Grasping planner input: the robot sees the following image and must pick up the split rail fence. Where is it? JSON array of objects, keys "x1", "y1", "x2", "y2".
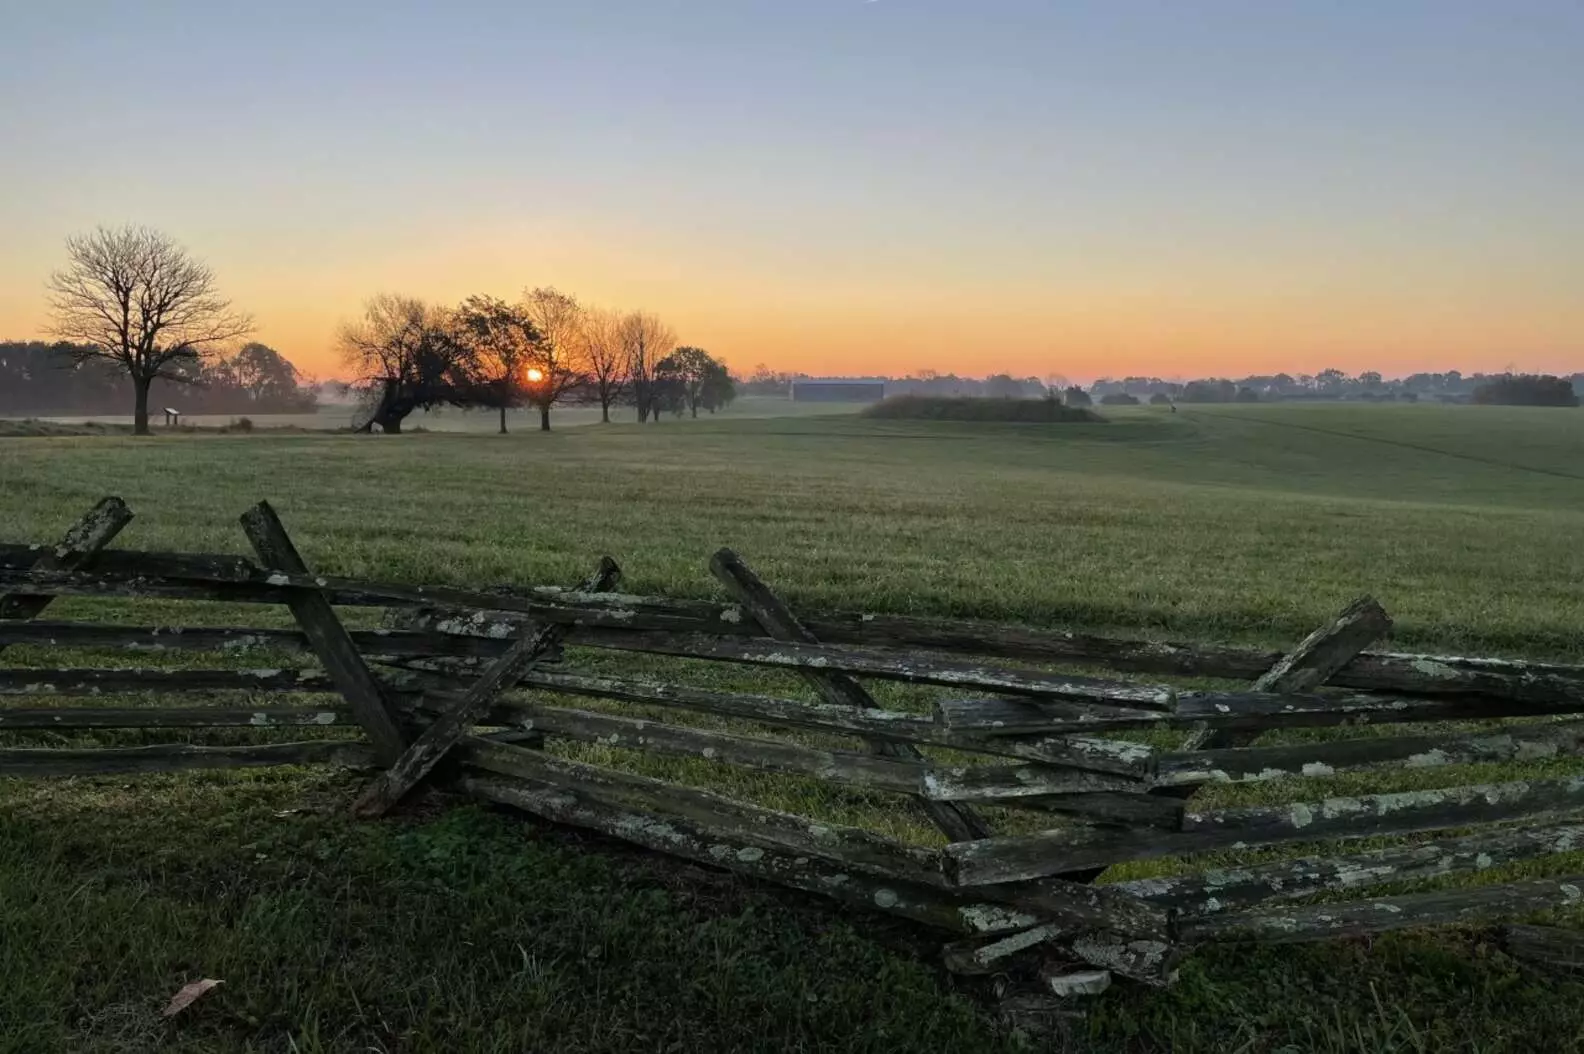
[{"x1": 5, "y1": 497, "x2": 1584, "y2": 999}]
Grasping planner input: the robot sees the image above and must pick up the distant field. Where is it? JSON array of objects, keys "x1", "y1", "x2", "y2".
[
  {"x1": 4, "y1": 401, "x2": 1584, "y2": 1052},
  {"x1": 3, "y1": 394, "x2": 859, "y2": 434}
]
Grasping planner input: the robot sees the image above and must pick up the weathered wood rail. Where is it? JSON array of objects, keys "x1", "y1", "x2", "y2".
[{"x1": 5, "y1": 498, "x2": 1584, "y2": 1005}]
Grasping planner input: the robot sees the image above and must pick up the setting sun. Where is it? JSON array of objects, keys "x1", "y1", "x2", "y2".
[{"x1": 525, "y1": 368, "x2": 543, "y2": 383}]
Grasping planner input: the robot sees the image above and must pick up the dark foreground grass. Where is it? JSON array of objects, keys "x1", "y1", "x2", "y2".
[
  {"x1": 5, "y1": 403, "x2": 1584, "y2": 1050},
  {"x1": 8, "y1": 772, "x2": 1584, "y2": 1053}
]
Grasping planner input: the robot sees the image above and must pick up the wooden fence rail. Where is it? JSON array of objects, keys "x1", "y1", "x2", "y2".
[{"x1": 5, "y1": 496, "x2": 1584, "y2": 1003}]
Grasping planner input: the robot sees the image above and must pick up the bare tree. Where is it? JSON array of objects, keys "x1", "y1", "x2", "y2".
[
  {"x1": 454, "y1": 294, "x2": 540, "y2": 434},
  {"x1": 520, "y1": 286, "x2": 589, "y2": 431},
  {"x1": 619, "y1": 310, "x2": 676, "y2": 423},
  {"x1": 338, "y1": 294, "x2": 474, "y2": 434},
  {"x1": 47, "y1": 225, "x2": 253, "y2": 434},
  {"x1": 581, "y1": 306, "x2": 629, "y2": 423}
]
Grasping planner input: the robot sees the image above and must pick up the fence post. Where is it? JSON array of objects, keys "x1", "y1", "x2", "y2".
[
  {"x1": 352, "y1": 557, "x2": 622, "y2": 817},
  {"x1": 0, "y1": 497, "x2": 133, "y2": 626},
  {"x1": 708, "y1": 548, "x2": 993, "y2": 843},
  {"x1": 239, "y1": 501, "x2": 409, "y2": 765},
  {"x1": 1182, "y1": 595, "x2": 1393, "y2": 752}
]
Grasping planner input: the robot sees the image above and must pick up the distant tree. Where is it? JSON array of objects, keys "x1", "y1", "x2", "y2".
[
  {"x1": 655, "y1": 346, "x2": 728, "y2": 418},
  {"x1": 1473, "y1": 374, "x2": 1579, "y2": 407},
  {"x1": 743, "y1": 364, "x2": 794, "y2": 396},
  {"x1": 1235, "y1": 386, "x2": 1259, "y2": 403},
  {"x1": 47, "y1": 225, "x2": 254, "y2": 434},
  {"x1": 1063, "y1": 385, "x2": 1092, "y2": 408},
  {"x1": 983, "y1": 373, "x2": 1025, "y2": 400},
  {"x1": 652, "y1": 357, "x2": 688, "y2": 417},
  {"x1": 1180, "y1": 379, "x2": 1238, "y2": 403},
  {"x1": 339, "y1": 294, "x2": 475, "y2": 433},
  {"x1": 1148, "y1": 392, "x2": 1173, "y2": 406},
  {"x1": 581, "y1": 306, "x2": 628, "y2": 422},
  {"x1": 453, "y1": 295, "x2": 540, "y2": 433},
  {"x1": 701, "y1": 361, "x2": 737, "y2": 413},
  {"x1": 1315, "y1": 367, "x2": 1348, "y2": 393},
  {"x1": 1099, "y1": 392, "x2": 1140, "y2": 406},
  {"x1": 619, "y1": 311, "x2": 676, "y2": 423},
  {"x1": 521, "y1": 287, "x2": 590, "y2": 431}
]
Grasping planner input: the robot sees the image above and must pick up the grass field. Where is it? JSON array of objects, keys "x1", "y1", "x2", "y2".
[{"x1": 4, "y1": 401, "x2": 1584, "y2": 1052}]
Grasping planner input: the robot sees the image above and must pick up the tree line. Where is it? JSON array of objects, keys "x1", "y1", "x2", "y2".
[
  {"x1": 337, "y1": 290, "x2": 734, "y2": 433},
  {"x1": 0, "y1": 340, "x2": 317, "y2": 417},
  {"x1": 23, "y1": 223, "x2": 734, "y2": 434},
  {"x1": 748, "y1": 365, "x2": 1580, "y2": 408},
  {"x1": 1085, "y1": 369, "x2": 1583, "y2": 406}
]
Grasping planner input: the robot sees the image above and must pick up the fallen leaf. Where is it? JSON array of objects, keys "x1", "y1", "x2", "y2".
[{"x1": 162, "y1": 978, "x2": 223, "y2": 1018}]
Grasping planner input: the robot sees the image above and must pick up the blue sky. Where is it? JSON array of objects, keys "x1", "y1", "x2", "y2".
[{"x1": 3, "y1": 0, "x2": 1580, "y2": 378}]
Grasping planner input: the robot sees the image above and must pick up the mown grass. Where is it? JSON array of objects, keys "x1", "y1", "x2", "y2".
[{"x1": 4, "y1": 401, "x2": 1584, "y2": 1051}]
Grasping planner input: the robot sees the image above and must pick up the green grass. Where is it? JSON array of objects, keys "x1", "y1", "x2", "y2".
[{"x1": 5, "y1": 401, "x2": 1584, "y2": 1051}]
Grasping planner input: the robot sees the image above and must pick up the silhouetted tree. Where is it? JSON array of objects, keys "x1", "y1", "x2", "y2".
[
  {"x1": 1063, "y1": 386, "x2": 1092, "y2": 407},
  {"x1": 1473, "y1": 374, "x2": 1579, "y2": 407},
  {"x1": 701, "y1": 361, "x2": 736, "y2": 412},
  {"x1": 453, "y1": 295, "x2": 540, "y2": 433},
  {"x1": 581, "y1": 306, "x2": 628, "y2": 422},
  {"x1": 47, "y1": 225, "x2": 253, "y2": 434},
  {"x1": 339, "y1": 294, "x2": 474, "y2": 433},
  {"x1": 656, "y1": 346, "x2": 726, "y2": 418},
  {"x1": 521, "y1": 287, "x2": 590, "y2": 431},
  {"x1": 619, "y1": 311, "x2": 676, "y2": 423}
]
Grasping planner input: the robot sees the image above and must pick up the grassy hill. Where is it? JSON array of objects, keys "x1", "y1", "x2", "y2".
[{"x1": 3, "y1": 401, "x2": 1584, "y2": 1051}]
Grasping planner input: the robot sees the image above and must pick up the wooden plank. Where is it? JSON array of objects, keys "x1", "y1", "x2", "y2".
[
  {"x1": 942, "y1": 923, "x2": 1065, "y2": 975},
  {"x1": 1041, "y1": 965, "x2": 1113, "y2": 998},
  {"x1": 1155, "y1": 719, "x2": 1584, "y2": 787},
  {"x1": 707, "y1": 548, "x2": 992, "y2": 843},
  {"x1": 1013, "y1": 791, "x2": 1185, "y2": 828},
  {"x1": 0, "y1": 706, "x2": 356, "y2": 729},
  {"x1": 1185, "y1": 874, "x2": 1584, "y2": 944},
  {"x1": 1183, "y1": 596, "x2": 1392, "y2": 752},
  {"x1": 0, "y1": 740, "x2": 375, "y2": 778},
  {"x1": 0, "y1": 621, "x2": 555, "y2": 662},
  {"x1": 1498, "y1": 924, "x2": 1584, "y2": 973},
  {"x1": 461, "y1": 775, "x2": 1042, "y2": 938},
  {"x1": 943, "y1": 775, "x2": 1584, "y2": 886},
  {"x1": 238, "y1": 501, "x2": 409, "y2": 765},
  {"x1": 500, "y1": 702, "x2": 925, "y2": 795},
  {"x1": 351, "y1": 559, "x2": 622, "y2": 817},
  {"x1": 935, "y1": 684, "x2": 1584, "y2": 737},
  {"x1": 0, "y1": 667, "x2": 340, "y2": 695},
  {"x1": 1115, "y1": 823, "x2": 1584, "y2": 915},
  {"x1": 400, "y1": 665, "x2": 1155, "y2": 776},
  {"x1": 580, "y1": 628, "x2": 1176, "y2": 710},
  {"x1": 0, "y1": 497, "x2": 133, "y2": 625},
  {"x1": 460, "y1": 737, "x2": 947, "y2": 884}
]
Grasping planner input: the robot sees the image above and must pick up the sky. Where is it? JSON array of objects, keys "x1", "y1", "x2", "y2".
[{"x1": 2, "y1": 0, "x2": 1581, "y2": 382}]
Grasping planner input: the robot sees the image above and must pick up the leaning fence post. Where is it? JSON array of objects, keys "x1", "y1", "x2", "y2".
[
  {"x1": 708, "y1": 548, "x2": 993, "y2": 843},
  {"x1": 351, "y1": 557, "x2": 623, "y2": 818},
  {"x1": 0, "y1": 496, "x2": 133, "y2": 626},
  {"x1": 239, "y1": 501, "x2": 409, "y2": 765},
  {"x1": 1182, "y1": 595, "x2": 1393, "y2": 753}
]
